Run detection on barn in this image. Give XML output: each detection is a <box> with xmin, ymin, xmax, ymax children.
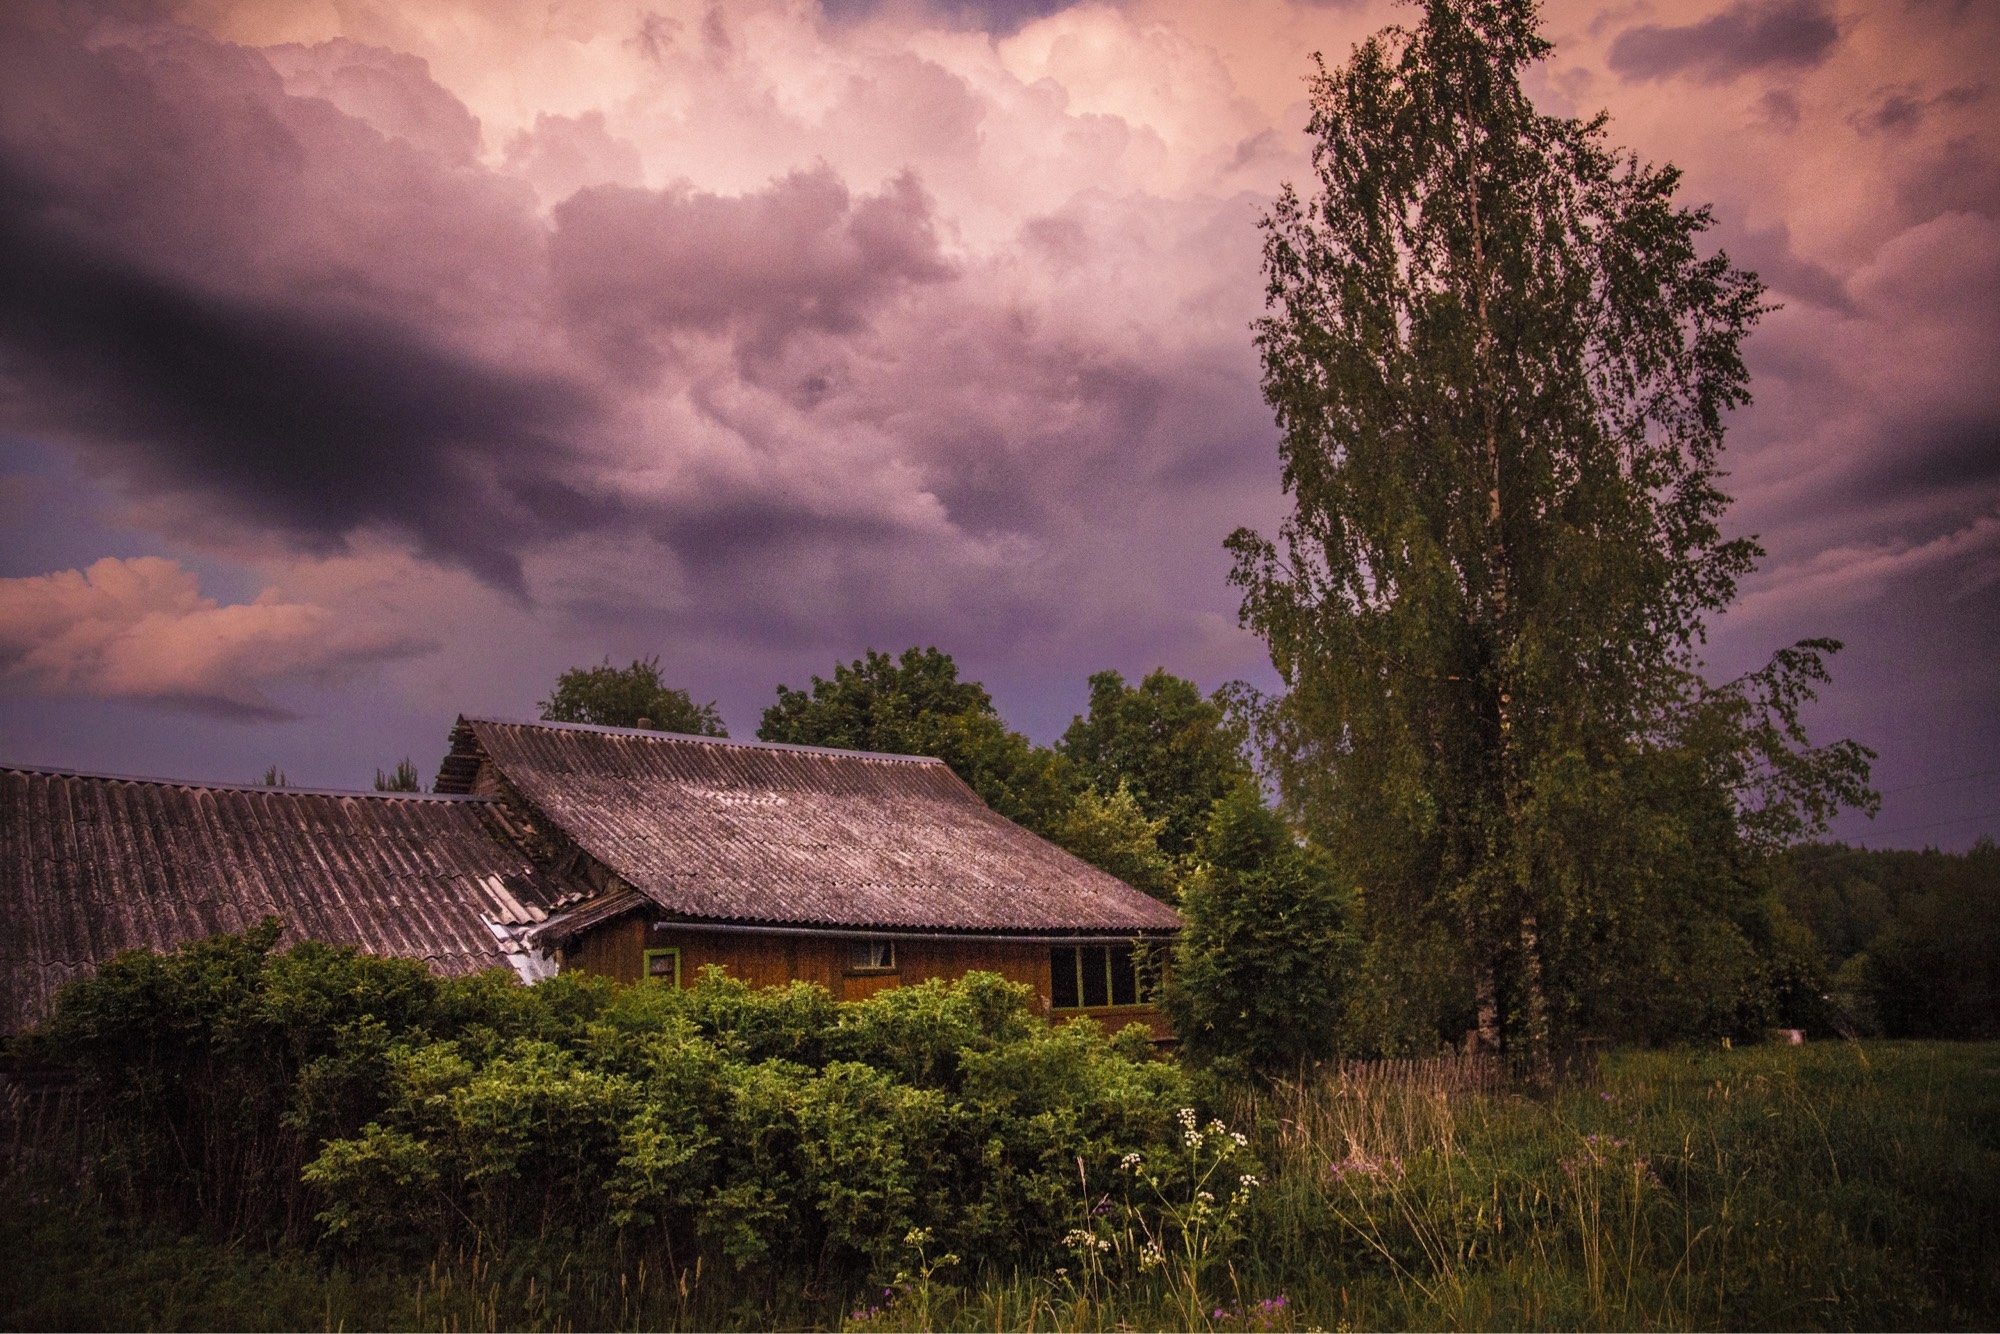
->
<box><xmin>0</xmin><ymin>765</ymin><xmax>571</xmax><ymax>1033</ymax></box>
<box><xmin>0</xmin><ymin>720</ymin><xmax>1180</xmax><ymax>1035</ymax></box>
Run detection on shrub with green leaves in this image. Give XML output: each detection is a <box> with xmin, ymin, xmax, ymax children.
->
<box><xmin>301</xmin><ymin>967</ymin><xmax>1192</xmax><ymax>1290</ymax></box>
<box><xmin>1165</xmin><ymin>788</ymin><xmax>1357</xmax><ymax>1077</ymax></box>
<box><xmin>17</xmin><ymin>932</ymin><xmax>1211</xmax><ymax>1301</ymax></box>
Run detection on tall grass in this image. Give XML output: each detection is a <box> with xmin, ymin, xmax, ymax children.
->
<box><xmin>936</xmin><ymin>1041</ymin><xmax>1998</xmax><ymax>1331</ymax></box>
<box><xmin>1220</xmin><ymin>1040</ymin><xmax>2000</xmax><ymax>1330</ymax></box>
<box><xmin>4</xmin><ymin>1041</ymin><xmax>1996</xmax><ymax>1330</ymax></box>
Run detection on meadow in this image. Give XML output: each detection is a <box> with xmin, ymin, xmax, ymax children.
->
<box><xmin>5</xmin><ymin>1016</ymin><xmax>1995</xmax><ymax>1331</ymax></box>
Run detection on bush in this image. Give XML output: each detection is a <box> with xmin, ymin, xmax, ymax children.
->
<box><xmin>1164</xmin><ymin>788</ymin><xmax>1356</xmax><ymax>1077</ymax></box>
<box><xmin>14</xmin><ymin>934</ymin><xmax>1222</xmax><ymax>1305</ymax></box>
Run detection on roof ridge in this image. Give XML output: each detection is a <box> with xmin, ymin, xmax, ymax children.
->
<box><xmin>0</xmin><ymin>763</ymin><xmax>497</xmax><ymax>803</ymax></box>
<box><xmin>460</xmin><ymin>716</ymin><xmax>949</xmax><ymax>765</ymax></box>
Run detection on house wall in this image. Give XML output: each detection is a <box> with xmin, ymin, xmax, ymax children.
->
<box><xmin>560</xmin><ymin>916</ymin><xmax>1170</xmax><ymax>1039</ymax></box>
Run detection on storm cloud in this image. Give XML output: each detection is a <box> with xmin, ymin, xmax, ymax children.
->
<box><xmin>1608</xmin><ymin>0</ymin><xmax>1840</xmax><ymax>84</ymax></box>
<box><xmin>0</xmin><ymin>195</ymin><xmax>605</xmax><ymax>589</ymax></box>
<box><xmin>0</xmin><ymin>0</ymin><xmax>1994</xmax><ymax>846</ymax></box>
<box><xmin>551</xmin><ymin>167</ymin><xmax>955</xmax><ymax>381</ymax></box>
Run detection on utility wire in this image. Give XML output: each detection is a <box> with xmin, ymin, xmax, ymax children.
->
<box><xmin>1878</xmin><ymin>766</ymin><xmax>2000</xmax><ymax>796</ymax></box>
<box><xmin>1865</xmin><ymin>808</ymin><xmax>2000</xmax><ymax>839</ymax></box>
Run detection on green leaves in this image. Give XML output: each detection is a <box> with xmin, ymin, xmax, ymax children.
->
<box><xmin>1058</xmin><ymin>670</ymin><xmax>1256</xmax><ymax>860</ymax></box>
<box><xmin>539</xmin><ymin>655</ymin><xmax>727</xmax><ymax>736</ymax></box>
<box><xmin>1165</xmin><ymin>788</ymin><xmax>1357</xmax><ymax>1076</ymax></box>
<box><xmin>31</xmin><ymin>934</ymin><xmax>1199</xmax><ymax>1287</ymax></box>
<box><xmin>1233</xmin><ymin>0</ymin><xmax>1873</xmax><ymax>1055</ymax></box>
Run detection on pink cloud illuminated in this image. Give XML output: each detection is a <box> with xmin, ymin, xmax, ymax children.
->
<box><xmin>0</xmin><ymin>557</ymin><xmax>428</xmax><ymax>717</ymax></box>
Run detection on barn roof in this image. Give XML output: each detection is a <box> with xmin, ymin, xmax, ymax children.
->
<box><xmin>437</xmin><ymin>717</ymin><xmax>1183</xmax><ymax>935</ymax></box>
<box><xmin>0</xmin><ymin>765</ymin><xmax>563</xmax><ymax>1032</ymax></box>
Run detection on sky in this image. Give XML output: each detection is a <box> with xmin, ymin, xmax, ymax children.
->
<box><xmin>0</xmin><ymin>0</ymin><xmax>1995</xmax><ymax>850</ymax></box>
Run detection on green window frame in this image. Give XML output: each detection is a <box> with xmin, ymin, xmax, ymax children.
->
<box><xmin>643</xmin><ymin>947</ymin><xmax>681</xmax><ymax>986</ymax></box>
<box><xmin>847</xmin><ymin>939</ymin><xmax>897</xmax><ymax>973</ymax></box>
<box><xmin>1050</xmin><ymin>943</ymin><xmax>1145</xmax><ymax>1010</ymax></box>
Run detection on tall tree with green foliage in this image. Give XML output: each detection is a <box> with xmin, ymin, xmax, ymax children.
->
<box><xmin>540</xmin><ymin>656</ymin><xmax>727</xmax><ymax>736</ymax></box>
<box><xmin>758</xmin><ymin>647</ymin><xmax>1074</xmax><ymax>835</ymax></box>
<box><xmin>1059</xmin><ymin>670</ymin><xmax>1256</xmax><ymax>859</ymax></box>
<box><xmin>1230</xmin><ymin>0</ymin><xmax>1873</xmax><ymax>1065</ymax></box>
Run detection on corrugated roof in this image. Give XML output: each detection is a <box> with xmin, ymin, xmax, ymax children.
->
<box><xmin>0</xmin><ymin>765</ymin><xmax>561</xmax><ymax>1032</ymax></box>
<box><xmin>445</xmin><ymin>718</ymin><xmax>1183</xmax><ymax>934</ymax></box>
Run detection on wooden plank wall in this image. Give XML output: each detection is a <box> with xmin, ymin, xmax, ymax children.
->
<box><xmin>564</xmin><ymin>916</ymin><xmax>1171</xmax><ymax>1038</ymax></box>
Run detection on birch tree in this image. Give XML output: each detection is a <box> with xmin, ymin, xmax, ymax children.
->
<box><xmin>1231</xmin><ymin>0</ymin><xmax>1873</xmax><ymax>1069</ymax></box>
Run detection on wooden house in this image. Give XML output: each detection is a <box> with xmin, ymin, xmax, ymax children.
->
<box><xmin>434</xmin><ymin>718</ymin><xmax>1182</xmax><ymax>1035</ymax></box>
<box><xmin>0</xmin><ymin>720</ymin><xmax>1181</xmax><ymax>1036</ymax></box>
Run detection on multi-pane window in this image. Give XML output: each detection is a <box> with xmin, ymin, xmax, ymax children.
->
<box><xmin>643</xmin><ymin>947</ymin><xmax>681</xmax><ymax>986</ymax></box>
<box><xmin>848</xmin><ymin>939</ymin><xmax>896</xmax><ymax>972</ymax></box>
<box><xmin>1049</xmin><ymin>943</ymin><xmax>1145</xmax><ymax>1009</ymax></box>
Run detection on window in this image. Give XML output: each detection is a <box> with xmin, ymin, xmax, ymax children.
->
<box><xmin>643</xmin><ymin>948</ymin><xmax>680</xmax><ymax>986</ymax></box>
<box><xmin>848</xmin><ymin>939</ymin><xmax>896</xmax><ymax>972</ymax></box>
<box><xmin>1050</xmin><ymin>943</ymin><xmax>1148</xmax><ymax>1009</ymax></box>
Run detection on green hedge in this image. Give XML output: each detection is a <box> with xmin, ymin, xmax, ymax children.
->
<box><xmin>14</xmin><ymin>923</ymin><xmax>1215</xmax><ymax>1298</ymax></box>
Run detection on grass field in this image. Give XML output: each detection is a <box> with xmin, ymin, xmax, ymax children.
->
<box><xmin>5</xmin><ymin>1039</ymin><xmax>1996</xmax><ymax>1331</ymax></box>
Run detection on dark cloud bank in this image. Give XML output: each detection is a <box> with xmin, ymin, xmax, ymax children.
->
<box><xmin>0</xmin><ymin>5</ymin><xmax>1275</xmax><ymax>682</ymax></box>
<box><xmin>1609</xmin><ymin>0</ymin><xmax>1839</xmax><ymax>83</ymax></box>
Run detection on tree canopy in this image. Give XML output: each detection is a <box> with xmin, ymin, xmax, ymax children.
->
<box><xmin>539</xmin><ymin>656</ymin><xmax>727</xmax><ymax>736</ymax></box>
<box><xmin>1059</xmin><ymin>670</ymin><xmax>1256</xmax><ymax>859</ymax></box>
<box><xmin>757</xmin><ymin>647</ymin><xmax>1073</xmax><ymax>835</ymax></box>
<box><xmin>1228</xmin><ymin>0</ymin><xmax>1872</xmax><ymax>1064</ymax></box>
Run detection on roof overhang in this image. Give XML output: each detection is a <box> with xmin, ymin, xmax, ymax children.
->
<box><xmin>529</xmin><ymin>894</ymin><xmax>1182</xmax><ymax>952</ymax></box>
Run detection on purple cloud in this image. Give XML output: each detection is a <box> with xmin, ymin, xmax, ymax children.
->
<box><xmin>551</xmin><ymin>167</ymin><xmax>954</xmax><ymax>380</ymax></box>
<box><xmin>1609</xmin><ymin>0</ymin><xmax>1840</xmax><ymax>84</ymax></box>
<box><xmin>0</xmin><ymin>0</ymin><xmax>1992</xmax><ymax>847</ymax></box>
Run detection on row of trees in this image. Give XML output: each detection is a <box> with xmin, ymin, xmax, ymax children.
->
<box><xmin>536</xmin><ymin>634</ymin><xmax>1862</xmax><ymax>1067</ymax></box>
<box><xmin>1779</xmin><ymin>839</ymin><xmax>2000</xmax><ymax>1040</ymax></box>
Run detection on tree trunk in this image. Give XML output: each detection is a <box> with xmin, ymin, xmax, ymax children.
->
<box><xmin>1463</xmin><ymin>110</ymin><xmax>1519</xmax><ymax>1070</ymax></box>
<box><xmin>1518</xmin><ymin>910</ymin><xmax>1553</xmax><ymax>1085</ymax></box>
<box><xmin>1471</xmin><ymin>948</ymin><xmax>1502</xmax><ymax>1053</ymax></box>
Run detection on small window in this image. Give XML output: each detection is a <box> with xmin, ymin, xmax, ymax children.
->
<box><xmin>1051</xmin><ymin>942</ymin><xmax>1147</xmax><ymax>1010</ymax></box>
<box><xmin>643</xmin><ymin>948</ymin><xmax>681</xmax><ymax>986</ymax></box>
<box><xmin>848</xmin><ymin>939</ymin><xmax>896</xmax><ymax>972</ymax></box>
